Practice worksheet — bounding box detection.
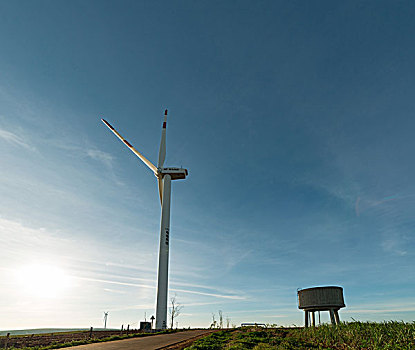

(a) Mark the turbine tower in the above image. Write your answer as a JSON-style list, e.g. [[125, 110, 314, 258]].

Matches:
[[101, 109, 188, 330]]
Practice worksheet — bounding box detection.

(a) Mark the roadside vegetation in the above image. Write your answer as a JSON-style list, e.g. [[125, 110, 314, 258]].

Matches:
[[185, 321, 415, 350]]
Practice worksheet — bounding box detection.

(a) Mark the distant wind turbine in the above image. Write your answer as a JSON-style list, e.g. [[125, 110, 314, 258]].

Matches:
[[101, 109, 188, 329], [103, 311, 108, 329]]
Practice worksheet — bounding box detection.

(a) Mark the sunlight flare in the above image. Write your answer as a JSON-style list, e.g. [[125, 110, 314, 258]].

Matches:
[[16, 264, 73, 298]]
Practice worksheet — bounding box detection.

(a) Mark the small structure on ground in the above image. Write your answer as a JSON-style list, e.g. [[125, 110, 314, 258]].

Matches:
[[139, 322, 151, 331], [297, 286, 345, 327]]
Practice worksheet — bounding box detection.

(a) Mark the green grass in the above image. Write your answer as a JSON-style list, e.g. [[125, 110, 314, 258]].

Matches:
[[185, 330, 234, 350], [185, 329, 316, 350], [291, 321, 415, 349], [185, 322, 415, 350]]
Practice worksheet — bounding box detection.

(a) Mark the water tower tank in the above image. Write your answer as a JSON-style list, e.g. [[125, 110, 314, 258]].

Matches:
[[297, 286, 345, 327], [298, 286, 345, 310]]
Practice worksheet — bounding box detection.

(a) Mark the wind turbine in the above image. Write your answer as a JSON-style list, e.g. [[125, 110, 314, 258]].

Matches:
[[101, 109, 188, 330], [103, 311, 109, 329]]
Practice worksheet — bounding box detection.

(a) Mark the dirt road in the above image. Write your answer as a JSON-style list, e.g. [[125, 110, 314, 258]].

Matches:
[[68, 330, 213, 350]]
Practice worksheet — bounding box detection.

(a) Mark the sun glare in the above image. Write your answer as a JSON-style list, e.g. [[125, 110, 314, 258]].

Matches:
[[16, 264, 73, 298]]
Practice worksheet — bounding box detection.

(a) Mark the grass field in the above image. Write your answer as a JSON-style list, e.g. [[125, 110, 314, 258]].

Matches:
[[185, 321, 415, 349]]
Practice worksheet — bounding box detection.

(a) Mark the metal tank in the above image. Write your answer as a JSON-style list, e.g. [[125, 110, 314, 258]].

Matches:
[[297, 286, 345, 327]]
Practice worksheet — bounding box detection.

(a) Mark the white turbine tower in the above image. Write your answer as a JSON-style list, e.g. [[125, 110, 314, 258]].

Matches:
[[101, 109, 188, 329]]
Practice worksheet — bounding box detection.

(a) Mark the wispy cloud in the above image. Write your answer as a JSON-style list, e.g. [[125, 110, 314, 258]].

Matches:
[[87, 149, 114, 168], [184, 301, 223, 307], [103, 288, 127, 295], [0, 217, 74, 259], [0, 127, 33, 150], [103, 261, 155, 273], [77, 276, 155, 289], [381, 231, 409, 256], [76, 276, 246, 300], [381, 238, 407, 256], [170, 280, 241, 295], [85, 148, 124, 186], [171, 287, 246, 300], [229, 308, 293, 314]]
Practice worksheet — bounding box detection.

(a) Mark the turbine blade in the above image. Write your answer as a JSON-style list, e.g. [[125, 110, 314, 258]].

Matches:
[[101, 118, 158, 174], [157, 109, 168, 168], [158, 177, 163, 205]]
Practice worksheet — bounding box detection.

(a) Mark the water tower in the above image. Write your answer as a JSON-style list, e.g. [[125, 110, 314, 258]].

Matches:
[[297, 286, 345, 327]]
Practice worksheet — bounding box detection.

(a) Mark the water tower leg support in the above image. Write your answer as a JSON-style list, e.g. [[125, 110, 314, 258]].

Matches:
[[334, 309, 340, 324], [311, 312, 315, 327], [304, 311, 309, 327], [329, 309, 336, 325]]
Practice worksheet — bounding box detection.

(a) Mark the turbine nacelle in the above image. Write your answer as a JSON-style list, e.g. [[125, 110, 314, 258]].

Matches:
[[157, 167, 188, 180]]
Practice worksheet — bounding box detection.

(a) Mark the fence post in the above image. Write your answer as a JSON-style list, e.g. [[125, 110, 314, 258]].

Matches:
[[89, 327, 93, 339], [4, 333, 10, 349]]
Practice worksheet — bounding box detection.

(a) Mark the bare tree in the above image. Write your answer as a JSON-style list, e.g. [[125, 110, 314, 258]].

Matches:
[[218, 310, 223, 329], [169, 295, 183, 329], [226, 316, 230, 328], [210, 313, 217, 329]]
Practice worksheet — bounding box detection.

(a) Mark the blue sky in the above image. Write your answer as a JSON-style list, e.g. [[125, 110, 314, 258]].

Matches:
[[0, 0, 414, 329]]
